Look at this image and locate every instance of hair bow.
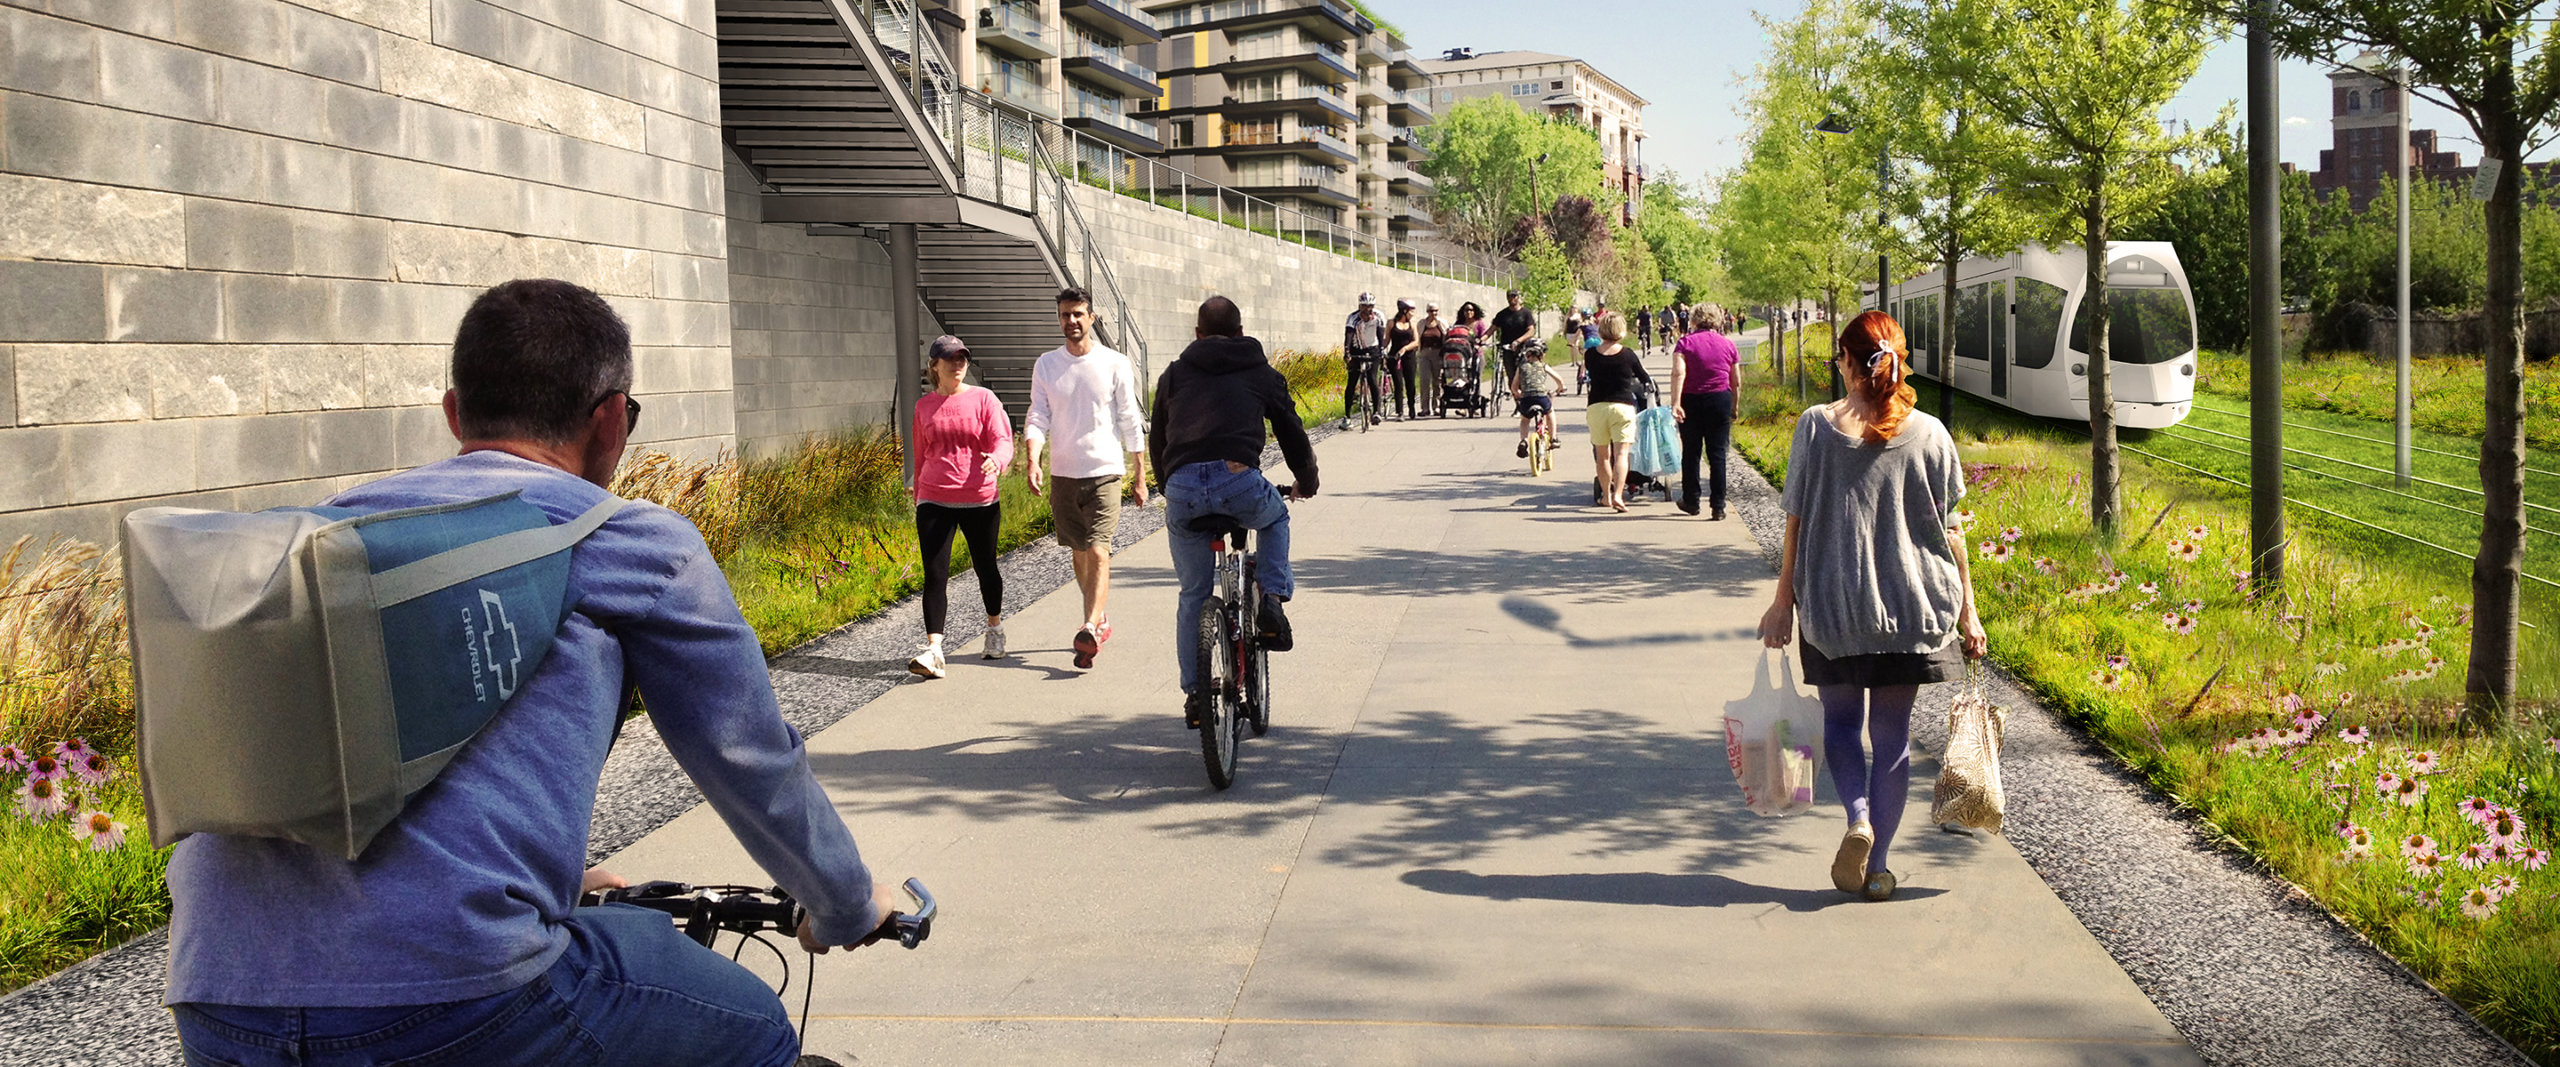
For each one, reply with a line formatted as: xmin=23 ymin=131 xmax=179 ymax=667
xmin=1866 ymin=338 xmax=1904 ymax=389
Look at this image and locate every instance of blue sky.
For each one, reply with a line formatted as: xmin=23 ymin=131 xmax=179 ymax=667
xmin=1389 ymin=0 xmax=2546 ymax=199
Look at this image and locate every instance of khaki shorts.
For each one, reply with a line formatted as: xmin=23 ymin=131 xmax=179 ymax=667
xmin=1587 ymin=401 xmax=1638 ymax=446
xmin=1048 ymin=474 xmax=1123 ymax=552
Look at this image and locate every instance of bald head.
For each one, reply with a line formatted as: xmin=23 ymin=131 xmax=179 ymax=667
xmin=1197 ymin=295 xmax=1243 ymax=337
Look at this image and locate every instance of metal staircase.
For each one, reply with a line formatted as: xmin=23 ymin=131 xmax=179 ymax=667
xmin=716 ymin=0 xmax=1151 ymax=412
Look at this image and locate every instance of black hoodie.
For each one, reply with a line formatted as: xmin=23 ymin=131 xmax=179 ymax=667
xmin=1148 ymin=334 xmax=1321 ymax=497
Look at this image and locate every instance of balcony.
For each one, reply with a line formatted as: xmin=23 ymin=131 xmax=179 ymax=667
xmin=1152 ymin=0 xmax=1359 ymax=42
xmin=1357 ymin=71 xmax=1388 ymax=106
xmin=1062 ymin=38 xmax=1158 ymax=97
xmin=1388 ymin=162 xmax=1433 ymax=193
xmin=1388 ymin=194 xmax=1430 ymax=227
xmin=1387 ymin=129 xmax=1428 ymax=161
xmin=1226 ymin=36 xmax=1356 ymax=83
xmin=1358 ymin=116 xmax=1389 ymax=143
xmin=1059 ymin=0 xmax=1160 ymax=45
xmin=1220 ymin=121 xmax=1355 ymax=163
xmin=977 ymin=3 xmax=1056 ymax=59
xmin=1222 ymin=81 xmax=1356 ymax=124
xmin=1356 ymin=148 xmax=1387 ymax=179
xmin=1386 ymin=84 xmax=1432 ymax=125
xmin=1387 ymin=50 xmax=1430 ymax=86
xmin=983 ymin=72 xmax=1061 ymax=117
xmin=1064 ymin=95 xmax=1165 ymax=152
xmin=1229 ymin=160 xmax=1357 ymax=204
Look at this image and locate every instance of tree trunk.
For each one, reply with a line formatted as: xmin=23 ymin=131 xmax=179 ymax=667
xmin=1824 ymin=285 xmax=1843 ymax=400
xmin=1770 ymin=312 xmax=1783 ymax=381
xmin=2466 ymin=98 xmax=2526 ymax=731
xmin=2085 ymin=184 xmax=2120 ymax=536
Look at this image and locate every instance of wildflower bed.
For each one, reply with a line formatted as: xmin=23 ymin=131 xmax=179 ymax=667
xmin=1729 ymin=367 xmax=2560 ymax=1063
xmin=0 ymin=348 xmax=1350 ymax=996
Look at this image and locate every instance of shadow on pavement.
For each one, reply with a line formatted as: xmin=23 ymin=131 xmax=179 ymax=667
xmin=1287 ymin=541 xmax=1766 ymax=604
xmin=1399 ymin=868 xmax=1946 ymax=910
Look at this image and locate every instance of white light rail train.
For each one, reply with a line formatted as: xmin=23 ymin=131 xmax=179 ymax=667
xmin=1864 ymin=241 xmax=2198 ymax=429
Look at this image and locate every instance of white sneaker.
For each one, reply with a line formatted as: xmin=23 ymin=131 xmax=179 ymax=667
xmin=907 ymin=644 xmax=946 ymax=679
xmin=981 ymin=625 xmax=1007 ymax=659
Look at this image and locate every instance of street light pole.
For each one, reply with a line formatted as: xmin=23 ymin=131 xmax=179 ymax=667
xmin=2247 ymin=0 xmax=2285 ymax=593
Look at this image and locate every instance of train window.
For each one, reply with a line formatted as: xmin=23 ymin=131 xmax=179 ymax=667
xmin=2014 ymin=279 xmax=2065 ymax=369
xmin=1955 ymin=284 xmax=1989 ymax=362
xmin=2070 ymin=285 xmax=2196 ymax=365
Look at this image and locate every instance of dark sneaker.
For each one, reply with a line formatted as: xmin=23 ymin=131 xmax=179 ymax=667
xmin=1073 ymin=627 xmax=1099 ymax=669
xmin=1517 ymin=440 xmax=1530 ymax=458
xmin=1711 ymin=505 xmax=1727 ymax=521
xmin=1256 ymin=597 xmax=1294 ymax=652
xmin=1678 ymin=497 xmax=1700 ymax=516
xmin=1184 ymin=690 xmax=1209 ymax=729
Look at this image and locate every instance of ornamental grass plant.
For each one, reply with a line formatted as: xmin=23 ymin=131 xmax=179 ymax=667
xmin=1731 ymin=341 xmax=2560 ymax=1062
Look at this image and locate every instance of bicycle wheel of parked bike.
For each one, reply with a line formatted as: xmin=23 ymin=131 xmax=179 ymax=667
xmin=1198 ymin=595 xmax=1239 ymax=789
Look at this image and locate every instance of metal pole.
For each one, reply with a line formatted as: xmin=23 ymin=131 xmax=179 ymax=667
xmin=1877 ymin=143 xmax=1890 ymax=313
xmin=890 ymin=223 xmax=922 ymax=486
xmin=2394 ymin=66 xmax=2413 ymax=487
xmin=2247 ymin=2 xmax=2285 ymax=592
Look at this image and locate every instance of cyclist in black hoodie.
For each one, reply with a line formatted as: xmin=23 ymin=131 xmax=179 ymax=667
xmin=1150 ymin=296 xmax=1323 ymax=729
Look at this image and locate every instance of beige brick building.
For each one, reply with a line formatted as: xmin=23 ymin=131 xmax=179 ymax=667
xmin=1418 ymin=48 xmax=1647 ymax=224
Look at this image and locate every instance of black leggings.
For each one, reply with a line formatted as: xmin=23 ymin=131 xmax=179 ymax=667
xmin=1679 ymin=391 xmax=1734 ymax=509
xmin=1388 ymin=353 xmax=1418 ymax=416
xmin=917 ymin=501 xmax=1003 ymax=635
xmin=1343 ymin=351 xmax=1382 ymax=419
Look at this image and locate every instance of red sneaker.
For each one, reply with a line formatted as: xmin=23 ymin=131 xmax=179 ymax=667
xmin=1073 ymin=626 xmax=1100 ymax=669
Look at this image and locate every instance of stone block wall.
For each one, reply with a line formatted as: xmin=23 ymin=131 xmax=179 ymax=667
xmin=0 ymin=0 xmax=732 ymax=546
xmin=1068 ymin=185 xmax=1517 ymax=380
xmin=723 ymin=156 xmax=902 ymax=461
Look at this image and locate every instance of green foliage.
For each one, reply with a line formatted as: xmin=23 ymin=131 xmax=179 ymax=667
xmin=1517 ymin=231 xmax=1578 ymax=315
xmin=1711 ymin=0 xmax=1884 ymax=319
xmin=2120 ymin=115 xmax=2248 ymax=347
xmin=1640 ymin=171 xmax=1732 ymax=304
xmin=1419 ymin=97 xmax=1605 ymax=255
xmin=0 ymin=767 xmax=168 ymax=994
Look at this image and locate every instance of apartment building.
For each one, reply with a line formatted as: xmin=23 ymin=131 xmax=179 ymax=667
xmin=924 ymin=0 xmax=1168 ymax=153
xmin=1420 ymin=49 xmax=1647 ymax=222
xmin=1138 ymin=0 xmax=1438 ymax=236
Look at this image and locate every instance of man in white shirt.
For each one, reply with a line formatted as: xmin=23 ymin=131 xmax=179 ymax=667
xmin=1026 ymin=287 xmax=1149 ymax=669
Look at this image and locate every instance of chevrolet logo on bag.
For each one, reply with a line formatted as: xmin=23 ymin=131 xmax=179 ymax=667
xmin=476 ymin=589 xmax=525 ymax=700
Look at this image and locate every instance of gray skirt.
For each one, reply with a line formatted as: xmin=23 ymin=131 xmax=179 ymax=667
xmin=1800 ymin=636 xmax=1963 ymax=688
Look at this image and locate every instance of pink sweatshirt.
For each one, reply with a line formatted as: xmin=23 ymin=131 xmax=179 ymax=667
xmin=913 ymin=386 xmax=1016 ymax=506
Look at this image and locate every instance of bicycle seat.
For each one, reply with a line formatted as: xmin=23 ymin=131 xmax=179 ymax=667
xmin=1186 ymin=515 xmax=1248 ymax=536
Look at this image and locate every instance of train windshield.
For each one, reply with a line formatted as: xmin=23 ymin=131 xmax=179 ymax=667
xmin=2069 ymin=285 xmax=2195 ymax=365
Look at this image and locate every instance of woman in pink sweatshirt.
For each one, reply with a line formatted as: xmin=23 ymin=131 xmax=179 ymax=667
xmin=908 ymin=335 xmax=1017 ymax=679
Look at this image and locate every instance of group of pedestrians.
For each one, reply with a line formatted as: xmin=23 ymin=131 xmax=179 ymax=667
xmin=1338 ymin=293 xmax=1497 ymax=426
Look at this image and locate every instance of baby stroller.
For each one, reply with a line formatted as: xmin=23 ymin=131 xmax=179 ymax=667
xmin=1439 ymin=329 xmax=1489 ymax=418
xmin=1595 ymin=382 xmax=1680 ymax=505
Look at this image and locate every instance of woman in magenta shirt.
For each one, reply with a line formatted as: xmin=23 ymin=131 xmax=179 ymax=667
xmin=1670 ymin=305 xmax=1742 ymax=519
xmin=909 ymin=335 xmax=1017 ymax=679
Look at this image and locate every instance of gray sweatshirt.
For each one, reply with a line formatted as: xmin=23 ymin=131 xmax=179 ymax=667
xmin=1780 ymin=406 xmax=1968 ymax=657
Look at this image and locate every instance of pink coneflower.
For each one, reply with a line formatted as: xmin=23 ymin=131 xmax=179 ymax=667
xmin=2000 ymin=525 xmax=2024 ymax=544
xmin=25 ymin=752 xmax=64 ymax=782
xmin=2487 ymin=875 xmax=2521 ymax=901
xmin=2414 ymin=656 xmax=2444 ymax=679
xmin=2392 ymin=774 xmax=2429 ymax=806
xmin=2033 ymin=556 xmax=2058 ymax=575
xmin=2336 ymin=690 xmax=2358 ymax=707
xmin=2376 ymin=770 xmax=2406 ymax=796
xmin=2182 ymin=599 xmax=2205 ymax=614
xmin=2455 ymin=842 xmax=2496 ymax=871
xmin=2161 ymin=613 xmax=2196 ymax=635
xmin=2550 ymin=737 xmax=2560 ymax=757
xmin=2409 ymin=851 xmax=2444 ymax=878
xmin=2167 ymin=539 xmax=2199 ymax=563
xmin=16 ymin=776 xmax=70 ymax=819
xmin=2460 ymin=886 xmax=2500 ymax=920
xmin=2400 ymin=832 xmax=2436 ymax=859
xmin=2222 ymin=728 xmax=2279 ymax=756
xmin=2327 ymin=756 xmax=2361 ymax=774
xmin=2413 ymin=888 xmax=2441 ymax=907
xmin=2342 ymin=828 xmax=2375 ymax=860
xmin=2137 ymin=581 xmax=2160 ymax=597
xmin=54 ymin=738 xmax=90 ymax=760
xmin=67 ymin=750 xmax=111 ymax=786
xmin=1990 ymin=544 xmax=2015 ymax=564
xmin=2271 ymin=727 xmax=2310 ymax=749
xmin=2106 ymin=654 xmax=2132 ymax=672
xmin=2484 ymin=809 xmax=2527 ymax=849
xmin=2292 ymin=708 xmax=2328 ymax=732
xmin=2090 ymin=668 xmax=2125 ymax=691
xmin=2521 ymin=848 xmax=2551 ymax=872
xmin=0 ymin=744 xmax=23 ymax=774
xmin=2490 ymin=843 xmax=2520 ymax=865
xmin=2340 ymin=726 xmax=2371 ymax=746
xmin=2186 ymin=524 xmax=2210 ymax=541
xmin=67 ymin=810 xmax=127 ymax=851
xmin=1952 ymin=508 xmax=1977 ymax=529
xmin=2457 ymin=796 xmax=2498 ymax=824
xmin=2406 ymin=750 xmax=2441 ymax=775
xmin=1978 ymin=540 xmax=2001 ymax=561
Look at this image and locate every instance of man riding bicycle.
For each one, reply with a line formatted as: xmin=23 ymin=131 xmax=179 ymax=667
xmin=1341 ymin=292 xmax=1387 ymax=429
xmin=1150 ymin=296 xmax=1322 ymax=731
xmin=164 ymin=280 xmax=903 ymax=1067
xmin=1491 ymin=289 xmax=1538 ymax=396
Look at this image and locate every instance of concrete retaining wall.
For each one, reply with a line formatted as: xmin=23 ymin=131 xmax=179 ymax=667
xmin=0 ymin=0 xmax=733 ymax=545
xmin=723 ymin=157 xmax=903 ymax=460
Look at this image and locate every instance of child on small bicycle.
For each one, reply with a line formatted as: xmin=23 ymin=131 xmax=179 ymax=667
xmin=1510 ymin=338 xmax=1565 ymax=458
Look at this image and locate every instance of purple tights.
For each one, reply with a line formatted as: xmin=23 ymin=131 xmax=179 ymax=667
xmin=1819 ymin=684 xmax=1918 ymax=872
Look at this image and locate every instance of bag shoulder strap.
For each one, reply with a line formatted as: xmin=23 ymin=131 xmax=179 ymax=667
xmin=370 ymin=495 xmax=628 ymax=609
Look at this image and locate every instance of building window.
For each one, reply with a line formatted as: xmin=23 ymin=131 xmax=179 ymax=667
xmin=1229 ymin=117 xmax=1279 ymax=145
xmin=2348 ymin=89 xmax=2362 ymax=112
xmin=1172 ymin=119 xmax=1195 ymax=148
xmin=1551 ymin=80 xmax=1564 ymax=90
xmin=1234 ymin=27 xmax=1287 ymax=62
xmin=1511 ymin=83 xmax=1537 ymax=96
xmin=1233 ymin=71 xmax=1280 ymax=102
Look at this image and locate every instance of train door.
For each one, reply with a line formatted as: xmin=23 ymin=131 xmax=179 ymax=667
xmin=1989 ymin=279 xmax=2009 ymax=398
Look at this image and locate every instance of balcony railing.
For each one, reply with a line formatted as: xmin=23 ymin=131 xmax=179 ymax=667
xmin=1059 ymin=0 xmax=1158 ymax=36
xmin=983 ymin=73 xmax=1060 ymax=116
xmin=976 ymin=3 xmax=1056 ymax=58
xmin=1156 ymin=0 xmax=1356 ymax=32
xmin=1065 ymin=35 xmax=1156 ymax=83
xmin=1233 ymin=160 xmax=1354 ymax=195
xmin=1067 ymin=96 xmax=1159 ymax=141
xmin=1230 ymin=81 xmax=1349 ymax=111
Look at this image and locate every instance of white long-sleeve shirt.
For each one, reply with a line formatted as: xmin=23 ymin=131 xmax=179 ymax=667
xmin=1024 ymin=344 xmax=1146 ymax=479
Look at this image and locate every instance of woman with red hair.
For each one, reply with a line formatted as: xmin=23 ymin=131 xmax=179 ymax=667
xmin=1756 ymin=310 xmax=1985 ymax=902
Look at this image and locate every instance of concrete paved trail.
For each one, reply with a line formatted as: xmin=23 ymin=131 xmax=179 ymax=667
xmin=604 ymin=388 xmax=2204 ymax=1067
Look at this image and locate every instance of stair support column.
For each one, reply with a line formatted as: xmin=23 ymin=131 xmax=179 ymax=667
xmin=892 ymin=222 xmax=922 ymax=483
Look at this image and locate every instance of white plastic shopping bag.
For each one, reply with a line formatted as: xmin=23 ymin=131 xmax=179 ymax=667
xmin=1722 ymin=649 xmax=1824 ymax=816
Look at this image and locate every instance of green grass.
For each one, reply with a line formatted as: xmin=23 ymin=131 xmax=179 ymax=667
xmin=0 ymin=770 xmax=168 ymax=993
xmin=1729 ymin=342 xmax=2560 ymax=1064
xmin=2196 ymin=348 xmax=2560 ymax=455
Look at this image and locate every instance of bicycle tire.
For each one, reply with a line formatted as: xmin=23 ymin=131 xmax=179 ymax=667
xmin=1198 ymin=595 xmax=1238 ymax=789
xmin=1246 ymin=605 xmax=1271 ymax=737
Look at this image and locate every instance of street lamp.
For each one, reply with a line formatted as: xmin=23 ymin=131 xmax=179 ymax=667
xmin=2350 ymin=50 xmax=2412 ymax=487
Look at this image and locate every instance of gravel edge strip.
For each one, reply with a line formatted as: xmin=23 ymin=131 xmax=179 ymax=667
xmin=1726 ymin=449 xmax=2534 ymax=1067
xmin=0 ymin=426 xmax=1340 ymax=1067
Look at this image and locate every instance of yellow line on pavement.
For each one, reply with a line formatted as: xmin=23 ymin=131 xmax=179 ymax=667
xmin=800 ymin=1014 xmax=2190 ymax=1046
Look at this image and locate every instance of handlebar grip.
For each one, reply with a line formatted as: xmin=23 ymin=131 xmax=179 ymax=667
xmin=873 ymin=877 xmax=936 ymax=950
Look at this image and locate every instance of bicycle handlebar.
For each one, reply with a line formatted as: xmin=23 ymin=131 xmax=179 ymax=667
xmin=584 ymin=877 xmax=936 ymax=950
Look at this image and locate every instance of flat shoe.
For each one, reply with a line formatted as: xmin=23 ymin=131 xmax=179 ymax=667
xmin=1833 ymin=822 xmax=1874 ymax=894
xmin=1863 ymin=869 xmax=1898 ymax=902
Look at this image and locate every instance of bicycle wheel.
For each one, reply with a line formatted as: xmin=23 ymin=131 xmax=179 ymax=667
xmin=1245 ymin=600 xmax=1271 ymax=737
xmin=1197 ymin=596 xmax=1239 ymax=789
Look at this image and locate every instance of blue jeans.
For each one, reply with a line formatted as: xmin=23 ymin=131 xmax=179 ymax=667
xmin=1164 ymin=460 xmax=1292 ymax=694
xmin=173 ymin=904 xmax=798 ymax=1067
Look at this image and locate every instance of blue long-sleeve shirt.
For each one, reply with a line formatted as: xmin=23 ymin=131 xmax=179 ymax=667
xmin=163 ymin=451 xmax=880 ymax=1007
